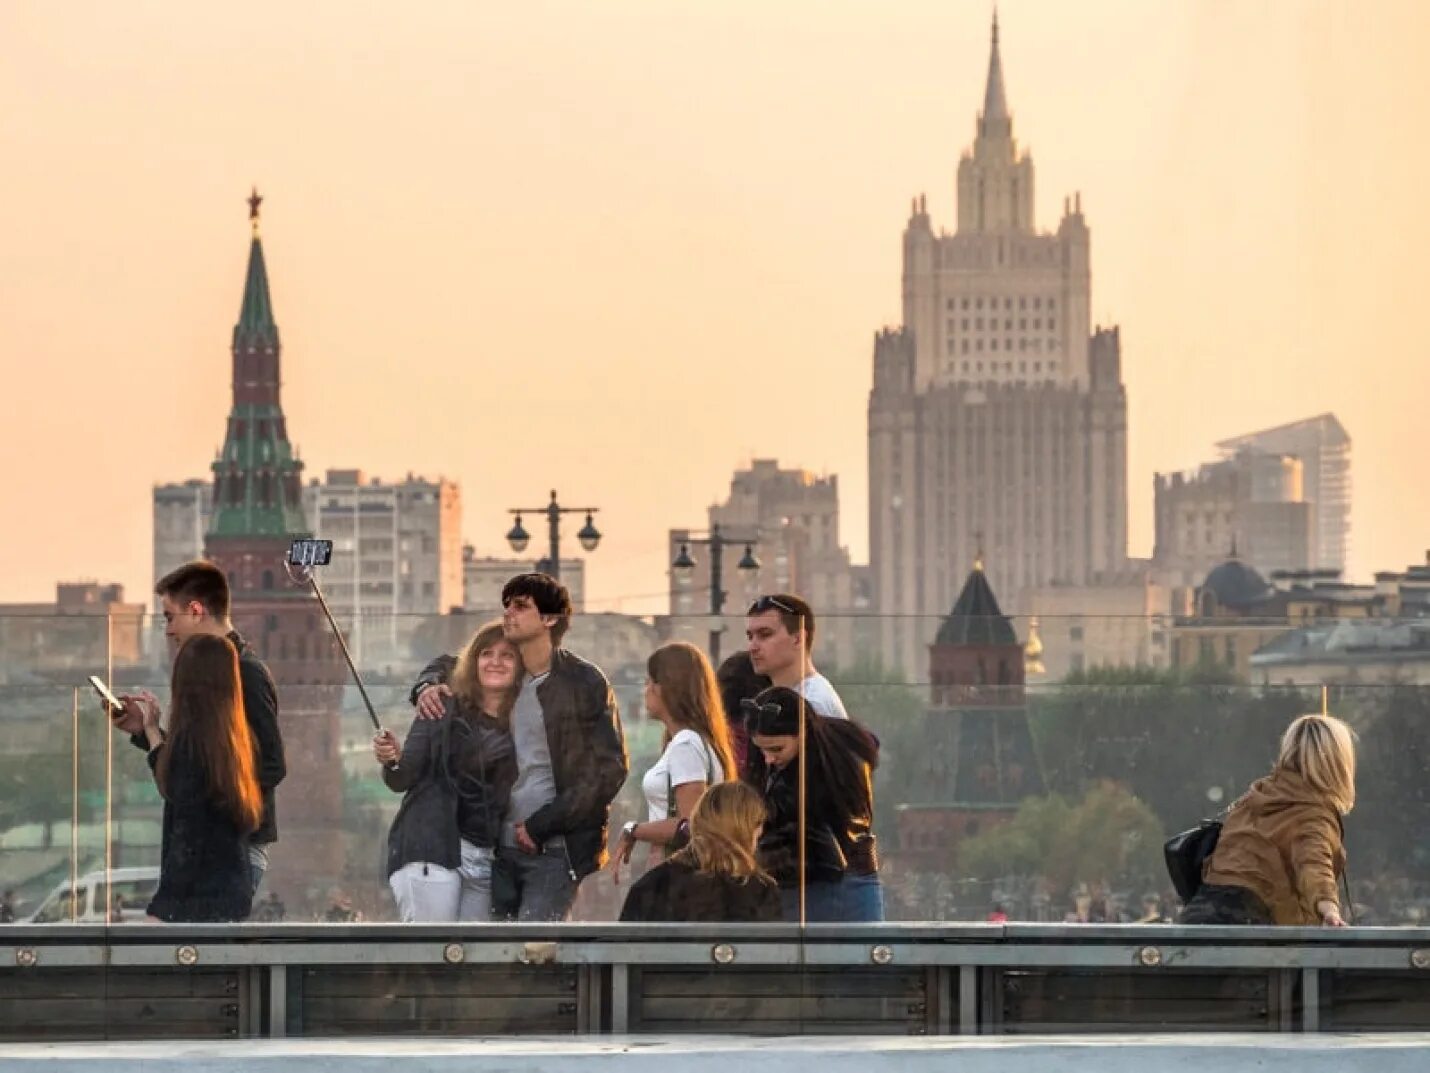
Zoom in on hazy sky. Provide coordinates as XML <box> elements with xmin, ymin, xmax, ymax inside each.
<box><xmin>2</xmin><ymin>1</ymin><xmax>1427</xmax><ymax>614</ymax></box>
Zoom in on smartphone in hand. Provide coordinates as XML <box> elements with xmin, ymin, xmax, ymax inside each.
<box><xmin>88</xmin><ymin>675</ymin><xmax>125</xmax><ymax>717</ymax></box>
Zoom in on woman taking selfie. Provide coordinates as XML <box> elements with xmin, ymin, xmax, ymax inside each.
<box><xmin>1181</xmin><ymin>713</ymin><xmax>1356</xmax><ymax>927</ymax></box>
<box><xmin>134</xmin><ymin>634</ymin><xmax>262</xmax><ymax>923</ymax></box>
<box><xmin>374</xmin><ymin>620</ymin><xmax>520</xmax><ymax>922</ymax></box>
<box><xmin>609</xmin><ymin>642</ymin><xmax>735</xmax><ymax>883</ymax></box>
<box><xmin>742</xmin><ymin>686</ymin><xmax>883</xmax><ymax>922</ymax></box>
<box><xmin>619</xmin><ymin>781</ymin><xmax>781</xmax><ymax>922</ymax></box>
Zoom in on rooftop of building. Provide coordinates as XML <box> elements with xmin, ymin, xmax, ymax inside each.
<box><xmin>1200</xmin><ymin>557</ymin><xmax>1274</xmax><ymax>610</ymax></box>
<box><xmin>0</xmin><ymin>582</ymin><xmax>144</xmax><ymax>617</ymax></box>
<box><xmin>1215</xmin><ymin>412</ymin><xmax>1350</xmax><ymax>451</ymax></box>
<box><xmin>1251</xmin><ymin>618</ymin><xmax>1430</xmax><ymax>667</ymax></box>
<box><xmin>936</xmin><ymin>562</ymin><xmax>1019</xmax><ymax>647</ymax></box>
<box><xmin>308</xmin><ymin>470</ymin><xmax>454</xmax><ymax>489</ymax></box>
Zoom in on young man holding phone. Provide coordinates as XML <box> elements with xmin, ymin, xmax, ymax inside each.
<box><xmin>109</xmin><ymin>561</ymin><xmax>286</xmax><ymax>895</ymax></box>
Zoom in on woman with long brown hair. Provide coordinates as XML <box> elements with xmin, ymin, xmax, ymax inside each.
<box><xmin>619</xmin><ymin>781</ymin><xmax>781</xmax><ymax>922</ymax></box>
<box><xmin>609</xmin><ymin>642</ymin><xmax>736</xmax><ymax>883</ymax></box>
<box><xmin>374</xmin><ymin>619</ymin><xmax>520</xmax><ymax>921</ymax></box>
<box><xmin>132</xmin><ymin>634</ymin><xmax>262</xmax><ymax>923</ymax></box>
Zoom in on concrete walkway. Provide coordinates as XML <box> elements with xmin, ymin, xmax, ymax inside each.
<box><xmin>3</xmin><ymin>1035</ymin><xmax>1429</xmax><ymax>1072</ymax></box>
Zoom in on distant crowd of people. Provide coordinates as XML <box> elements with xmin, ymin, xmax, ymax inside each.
<box><xmin>95</xmin><ymin>559</ymin><xmax>1358</xmax><ymax>930</ymax></box>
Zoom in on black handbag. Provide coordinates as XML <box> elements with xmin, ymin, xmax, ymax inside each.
<box><xmin>1164</xmin><ymin>816</ymin><xmax>1223</xmax><ymax>902</ymax></box>
<box><xmin>1165</xmin><ymin>805</ymin><xmax>1359</xmax><ymax>921</ymax></box>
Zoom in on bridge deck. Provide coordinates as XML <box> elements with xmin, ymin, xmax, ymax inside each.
<box><xmin>3</xmin><ymin>923</ymin><xmax>1429</xmax><ymax>1039</ymax></box>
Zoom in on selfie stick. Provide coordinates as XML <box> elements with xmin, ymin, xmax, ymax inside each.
<box><xmin>283</xmin><ymin>552</ymin><xmax>395</xmax><ymax>774</ymax></box>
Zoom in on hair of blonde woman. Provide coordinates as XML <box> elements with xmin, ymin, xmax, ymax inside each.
<box><xmin>647</xmin><ymin>641</ymin><xmax>736</xmax><ymax>781</ymax></box>
<box><xmin>672</xmin><ymin>781</ymin><xmax>768</xmax><ymax>879</ymax></box>
<box><xmin>449</xmin><ymin>619</ymin><xmax>523</xmax><ymax>725</ymax></box>
<box><xmin>1276</xmin><ymin>713</ymin><xmax>1357</xmax><ymax>815</ymax></box>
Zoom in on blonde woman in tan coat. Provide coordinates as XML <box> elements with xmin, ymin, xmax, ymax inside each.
<box><xmin>1181</xmin><ymin>714</ymin><xmax>1354</xmax><ymax>927</ymax></box>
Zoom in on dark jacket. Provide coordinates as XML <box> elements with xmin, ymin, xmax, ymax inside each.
<box><xmin>749</xmin><ymin>759</ymin><xmax>849</xmax><ymax>887</ymax></box>
<box><xmin>133</xmin><ymin>630</ymin><xmax>286</xmax><ymax>845</ymax></box>
<box><xmin>743</xmin><ymin>716</ymin><xmax>880</xmax><ymax>888</ymax></box>
<box><xmin>619</xmin><ymin>858</ymin><xmax>783</xmax><ymax>923</ymax></box>
<box><xmin>146</xmin><ymin>740</ymin><xmax>253</xmax><ymax>923</ymax></box>
<box><xmin>382</xmin><ymin>699</ymin><xmax>517</xmax><ymax>878</ymax></box>
<box><xmin>1201</xmin><ymin>767</ymin><xmax>1346</xmax><ymax>925</ymax></box>
<box><xmin>412</xmin><ymin>646</ymin><xmax>627</xmax><ymax>877</ymax></box>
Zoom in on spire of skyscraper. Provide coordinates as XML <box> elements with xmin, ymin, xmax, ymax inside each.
<box><xmin>958</xmin><ymin>9</ymin><xmax>1030</xmax><ymax>231</ymax></box>
<box><xmin>982</xmin><ymin>10</ymin><xmax>1009</xmax><ymax>129</ymax></box>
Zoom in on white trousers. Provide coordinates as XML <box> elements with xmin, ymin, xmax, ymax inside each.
<box><xmin>388</xmin><ymin>840</ymin><xmax>494</xmax><ymax>923</ymax></box>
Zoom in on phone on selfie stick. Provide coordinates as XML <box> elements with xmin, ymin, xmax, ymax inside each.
<box><xmin>286</xmin><ymin>538</ymin><xmax>398</xmax><ymax>770</ymax></box>
<box><xmin>89</xmin><ymin>675</ymin><xmax>125</xmax><ymax>718</ymax></box>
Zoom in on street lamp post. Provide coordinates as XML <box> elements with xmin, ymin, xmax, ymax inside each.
<box><xmin>672</xmin><ymin>523</ymin><xmax>760</xmax><ymax>663</ymax></box>
<box><xmin>506</xmin><ymin>490</ymin><xmax>602</xmax><ymax>582</ymax></box>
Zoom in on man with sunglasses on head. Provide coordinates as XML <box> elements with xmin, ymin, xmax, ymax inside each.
<box><xmin>744</xmin><ymin>593</ymin><xmax>848</xmax><ymax>720</ymax></box>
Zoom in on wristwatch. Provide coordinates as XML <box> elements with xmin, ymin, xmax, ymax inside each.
<box><xmin>621</xmin><ymin>820</ymin><xmax>639</xmax><ymax>842</ymax></box>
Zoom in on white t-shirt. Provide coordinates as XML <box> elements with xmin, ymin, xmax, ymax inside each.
<box><xmin>641</xmin><ymin>728</ymin><xmax>724</xmax><ymax>822</ymax></box>
<box><xmin>798</xmin><ymin>672</ymin><xmax>849</xmax><ymax>720</ymax></box>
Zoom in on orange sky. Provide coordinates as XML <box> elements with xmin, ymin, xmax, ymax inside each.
<box><xmin>2</xmin><ymin>1</ymin><xmax>1427</xmax><ymax>614</ymax></box>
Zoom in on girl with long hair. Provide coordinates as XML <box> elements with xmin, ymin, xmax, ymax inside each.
<box><xmin>619</xmin><ymin>781</ymin><xmax>781</xmax><ymax>922</ymax></box>
<box><xmin>609</xmin><ymin>642</ymin><xmax>736</xmax><ymax>883</ymax></box>
<box><xmin>374</xmin><ymin>620</ymin><xmax>520</xmax><ymax>921</ymax></box>
<box><xmin>1181</xmin><ymin>713</ymin><xmax>1356</xmax><ymax>926</ymax></box>
<box><xmin>742</xmin><ymin>685</ymin><xmax>884</xmax><ymax>923</ymax></box>
<box><xmin>135</xmin><ymin>634</ymin><xmax>262</xmax><ymax>923</ymax></box>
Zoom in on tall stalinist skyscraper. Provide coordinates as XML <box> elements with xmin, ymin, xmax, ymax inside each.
<box><xmin>868</xmin><ymin>16</ymin><xmax>1128</xmax><ymax>676</ymax></box>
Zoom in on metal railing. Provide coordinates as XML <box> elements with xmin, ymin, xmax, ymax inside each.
<box><xmin>4</xmin><ymin>923</ymin><xmax>1430</xmax><ymax>1039</ymax></box>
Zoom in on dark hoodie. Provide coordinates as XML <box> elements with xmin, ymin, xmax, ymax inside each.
<box><xmin>1201</xmin><ymin>767</ymin><xmax>1346</xmax><ymax>925</ymax></box>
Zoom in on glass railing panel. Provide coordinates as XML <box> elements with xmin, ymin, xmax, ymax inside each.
<box><xmin>11</xmin><ymin>608</ymin><xmax>1429</xmax><ymax>941</ymax></box>
<box><xmin>0</xmin><ymin>611</ymin><xmax>116</xmax><ymax>929</ymax></box>
<box><xmin>0</xmin><ymin>683</ymin><xmax>91</xmax><ymax>927</ymax></box>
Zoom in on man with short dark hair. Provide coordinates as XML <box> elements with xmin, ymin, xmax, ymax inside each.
<box><xmin>411</xmin><ymin>572</ymin><xmax>627</xmax><ymax>922</ymax></box>
<box><xmin>110</xmin><ymin>560</ymin><xmax>286</xmax><ymax>895</ymax></box>
<box><xmin>744</xmin><ymin>593</ymin><xmax>848</xmax><ymax>719</ymax></box>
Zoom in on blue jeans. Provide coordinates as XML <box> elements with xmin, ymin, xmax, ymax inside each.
<box><xmin>779</xmin><ymin>880</ymin><xmax>843</xmax><ymax>923</ymax></box>
<box><xmin>248</xmin><ymin>844</ymin><xmax>270</xmax><ymax>896</ymax></box>
<box><xmin>834</xmin><ymin>872</ymin><xmax>886</xmax><ymax>922</ymax></box>
<box><xmin>780</xmin><ymin>874</ymin><xmax>885</xmax><ymax>923</ymax></box>
<box><xmin>497</xmin><ymin>837</ymin><xmax>578</xmax><ymax>923</ymax></box>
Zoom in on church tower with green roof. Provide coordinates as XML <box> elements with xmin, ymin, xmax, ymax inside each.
<box><xmin>208</xmin><ymin>188</ymin><xmax>309</xmax><ymax>540</ymax></box>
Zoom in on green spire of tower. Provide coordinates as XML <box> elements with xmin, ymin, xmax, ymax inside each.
<box><xmin>208</xmin><ymin>189</ymin><xmax>309</xmax><ymax>539</ymax></box>
<box><xmin>235</xmin><ymin>188</ymin><xmax>279</xmax><ymax>349</ymax></box>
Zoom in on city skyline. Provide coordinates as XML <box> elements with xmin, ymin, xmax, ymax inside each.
<box><xmin>2</xmin><ymin>2</ymin><xmax>1428</xmax><ymax>613</ymax></box>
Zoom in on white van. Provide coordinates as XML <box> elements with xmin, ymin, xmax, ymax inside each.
<box><xmin>24</xmin><ymin>867</ymin><xmax>161</xmax><ymax>924</ymax></box>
